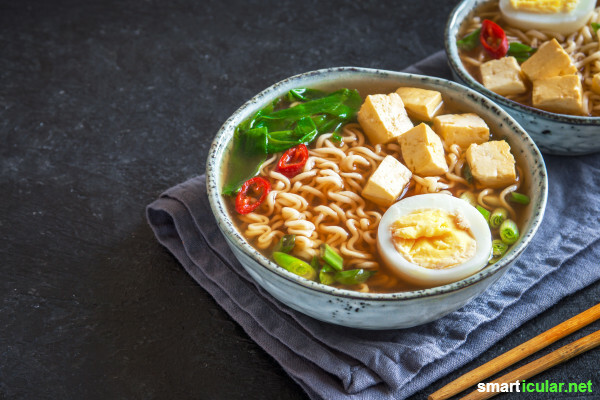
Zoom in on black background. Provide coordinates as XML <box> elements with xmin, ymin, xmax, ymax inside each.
<box><xmin>1</xmin><ymin>0</ymin><xmax>598</xmax><ymax>399</ymax></box>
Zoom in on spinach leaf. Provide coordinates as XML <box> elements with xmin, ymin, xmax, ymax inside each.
<box><xmin>222</xmin><ymin>88</ymin><xmax>362</xmax><ymax>194</ymax></box>
<box><xmin>507</xmin><ymin>42</ymin><xmax>536</xmax><ymax>63</ymax></box>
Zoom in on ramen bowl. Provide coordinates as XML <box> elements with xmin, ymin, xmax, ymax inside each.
<box><xmin>445</xmin><ymin>0</ymin><xmax>600</xmax><ymax>156</ymax></box>
<box><xmin>206</xmin><ymin>67</ymin><xmax>547</xmax><ymax>330</ymax></box>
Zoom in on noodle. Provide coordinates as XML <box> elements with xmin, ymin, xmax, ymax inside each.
<box><xmin>237</xmin><ymin>121</ymin><xmax>522</xmax><ymax>292</ymax></box>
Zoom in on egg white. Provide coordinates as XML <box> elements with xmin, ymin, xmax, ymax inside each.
<box><xmin>499</xmin><ymin>0</ymin><xmax>596</xmax><ymax>35</ymax></box>
<box><xmin>377</xmin><ymin>193</ymin><xmax>492</xmax><ymax>287</ymax></box>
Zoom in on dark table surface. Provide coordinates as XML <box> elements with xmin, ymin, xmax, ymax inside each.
<box><xmin>2</xmin><ymin>0</ymin><xmax>599</xmax><ymax>399</ymax></box>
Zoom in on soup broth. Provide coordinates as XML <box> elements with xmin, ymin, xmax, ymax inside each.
<box><xmin>223</xmin><ymin>85</ymin><xmax>529</xmax><ymax>293</ymax></box>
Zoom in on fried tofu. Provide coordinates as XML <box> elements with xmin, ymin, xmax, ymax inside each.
<box><xmin>395</xmin><ymin>87</ymin><xmax>443</xmax><ymax>121</ymax></box>
<box><xmin>466</xmin><ymin>140</ymin><xmax>517</xmax><ymax>189</ymax></box>
<box><xmin>357</xmin><ymin>93</ymin><xmax>414</xmax><ymax>145</ymax></box>
<box><xmin>521</xmin><ymin>38</ymin><xmax>577</xmax><ymax>82</ymax></box>
<box><xmin>480</xmin><ymin>56</ymin><xmax>527</xmax><ymax>96</ymax></box>
<box><xmin>433</xmin><ymin>113</ymin><xmax>490</xmax><ymax>149</ymax></box>
<box><xmin>399</xmin><ymin>123</ymin><xmax>448</xmax><ymax>176</ymax></box>
<box><xmin>532</xmin><ymin>75</ymin><xmax>584</xmax><ymax>115</ymax></box>
<box><xmin>361</xmin><ymin>155</ymin><xmax>412</xmax><ymax>207</ymax></box>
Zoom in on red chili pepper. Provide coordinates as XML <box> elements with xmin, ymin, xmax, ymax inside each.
<box><xmin>480</xmin><ymin>19</ymin><xmax>508</xmax><ymax>59</ymax></box>
<box><xmin>276</xmin><ymin>144</ymin><xmax>309</xmax><ymax>178</ymax></box>
<box><xmin>235</xmin><ymin>176</ymin><xmax>271</xmax><ymax>215</ymax></box>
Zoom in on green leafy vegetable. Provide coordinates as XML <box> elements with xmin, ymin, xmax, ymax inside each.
<box><xmin>457</xmin><ymin>28</ymin><xmax>481</xmax><ymax>51</ymax></box>
<box><xmin>287</xmin><ymin>88</ymin><xmax>327</xmax><ymax>102</ymax></box>
<box><xmin>222</xmin><ymin>88</ymin><xmax>362</xmax><ymax>195</ymax></box>
<box><xmin>273</xmin><ymin>234</ymin><xmax>296</xmax><ymax>253</ymax></box>
<box><xmin>273</xmin><ymin>252</ymin><xmax>316</xmax><ymax>280</ymax></box>
<box><xmin>507</xmin><ymin>42</ymin><xmax>537</xmax><ymax>63</ymax></box>
<box><xmin>592</xmin><ymin>22</ymin><xmax>600</xmax><ymax>33</ymax></box>
<box><xmin>334</xmin><ymin>269</ymin><xmax>374</xmax><ymax>285</ymax></box>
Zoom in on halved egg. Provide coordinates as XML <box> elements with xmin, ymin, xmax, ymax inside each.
<box><xmin>499</xmin><ymin>0</ymin><xmax>596</xmax><ymax>35</ymax></box>
<box><xmin>377</xmin><ymin>193</ymin><xmax>492</xmax><ymax>287</ymax></box>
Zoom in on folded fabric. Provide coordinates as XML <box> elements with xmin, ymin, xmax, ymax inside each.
<box><xmin>146</xmin><ymin>51</ymin><xmax>600</xmax><ymax>399</ymax></box>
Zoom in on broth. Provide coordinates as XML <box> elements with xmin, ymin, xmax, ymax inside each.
<box><xmin>223</xmin><ymin>86</ymin><xmax>529</xmax><ymax>293</ymax></box>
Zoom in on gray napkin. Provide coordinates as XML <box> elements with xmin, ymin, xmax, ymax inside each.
<box><xmin>146</xmin><ymin>51</ymin><xmax>600</xmax><ymax>399</ymax></box>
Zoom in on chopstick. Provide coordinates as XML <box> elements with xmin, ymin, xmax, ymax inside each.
<box><xmin>428</xmin><ymin>303</ymin><xmax>600</xmax><ymax>400</ymax></box>
<box><xmin>460</xmin><ymin>329</ymin><xmax>600</xmax><ymax>400</ymax></box>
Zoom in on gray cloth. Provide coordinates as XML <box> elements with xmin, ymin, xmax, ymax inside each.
<box><xmin>146</xmin><ymin>51</ymin><xmax>600</xmax><ymax>399</ymax></box>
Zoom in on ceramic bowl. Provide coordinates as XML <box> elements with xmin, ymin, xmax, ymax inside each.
<box><xmin>206</xmin><ymin>67</ymin><xmax>548</xmax><ymax>330</ymax></box>
<box><xmin>445</xmin><ymin>0</ymin><xmax>600</xmax><ymax>156</ymax></box>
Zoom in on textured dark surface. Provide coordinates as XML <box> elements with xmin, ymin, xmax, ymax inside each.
<box><xmin>1</xmin><ymin>0</ymin><xmax>598</xmax><ymax>399</ymax></box>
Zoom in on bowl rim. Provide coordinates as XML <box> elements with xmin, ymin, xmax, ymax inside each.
<box><xmin>445</xmin><ymin>0</ymin><xmax>600</xmax><ymax>125</ymax></box>
<box><xmin>206</xmin><ymin>66</ymin><xmax>548</xmax><ymax>301</ymax></box>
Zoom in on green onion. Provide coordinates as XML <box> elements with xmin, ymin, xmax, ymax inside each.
<box><xmin>489</xmin><ymin>208</ymin><xmax>508</xmax><ymax>229</ymax></box>
<box><xmin>273</xmin><ymin>252</ymin><xmax>316</xmax><ymax>280</ymax></box>
<box><xmin>457</xmin><ymin>28</ymin><xmax>481</xmax><ymax>51</ymax></box>
<box><xmin>592</xmin><ymin>22</ymin><xmax>600</xmax><ymax>33</ymax></box>
<box><xmin>462</xmin><ymin>163</ymin><xmax>473</xmax><ymax>184</ymax></box>
<box><xmin>314</xmin><ymin>258</ymin><xmax>335</xmax><ymax>285</ymax></box>
<box><xmin>499</xmin><ymin>219</ymin><xmax>519</xmax><ymax>245</ymax></box>
<box><xmin>460</xmin><ymin>192</ymin><xmax>478</xmax><ymax>208</ymax></box>
<box><xmin>320</xmin><ymin>244</ymin><xmax>344</xmax><ymax>271</ymax></box>
<box><xmin>476</xmin><ymin>205</ymin><xmax>491</xmax><ymax>222</ymax></box>
<box><xmin>492</xmin><ymin>239</ymin><xmax>509</xmax><ymax>258</ymax></box>
<box><xmin>334</xmin><ymin>269</ymin><xmax>374</xmax><ymax>285</ymax></box>
<box><xmin>510</xmin><ymin>192</ymin><xmax>530</xmax><ymax>205</ymax></box>
<box><xmin>273</xmin><ymin>234</ymin><xmax>296</xmax><ymax>253</ymax></box>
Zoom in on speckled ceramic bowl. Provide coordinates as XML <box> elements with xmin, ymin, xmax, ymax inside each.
<box><xmin>446</xmin><ymin>0</ymin><xmax>600</xmax><ymax>155</ymax></box>
<box><xmin>206</xmin><ymin>67</ymin><xmax>548</xmax><ymax>330</ymax></box>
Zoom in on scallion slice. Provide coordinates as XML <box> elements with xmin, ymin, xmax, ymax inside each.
<box><xmin>510</xmin><ymin>192</ymin><xmax>530</xmax><ymax>205</ymax></box>
<box><xmin>500</xmin><ymin>219</ymin><xmax>519</xmax><ymax>245</ymax></box>
<box><xmin>320</xmin><ymin>244</ymin><xmax>344</xmax><ymax>271</ymax></box>
<box><xmin>490</xmin><ymin>208</ymin><xmax>508</xmax><ymax>229</ymax></box>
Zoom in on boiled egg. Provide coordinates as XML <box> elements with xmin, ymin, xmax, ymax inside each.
<box><xmin>499</xmin><ymin>0</ymin><xmax>596</xmax><ymax>35</ymax></box>
<box><xmin>377</xmin><ymin>193</ymin><xmax>492</xmax><ymax>287</ymax></box>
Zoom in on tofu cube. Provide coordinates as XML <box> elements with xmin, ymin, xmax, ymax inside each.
<box><xmin>433</xmin><ymin>113</ymin><xmax>490</xmax><ymax>149</ymax></box>
<box><xmin>357</xmin><ymin>93</ymin><xmax>414</xmax><ymax>145</ymax></box>
<box><xmin>466</xmin><ymin>141</ymin><xmax>516</xmax><ymax>189</ymax></box>
<box><xmin>591</xmin><ymin>72</ymin><xmax>600</xmax><ymax>95</ymax></box>
<box><xmin>361</xmin><ymin>155</ymin><xmax>412</xmax><ymax>207</ymax></box>
<box><xmin>395</xmin><ymin>87</ymin><xmax>443</xmax><ymax>121</ymax></box>
<box><xmin>480</xmin><ymin>56</ymin><xmax>527</xmax><ymax>96</ymax></box>
<box><xmin>521</xmin><ymin>38</ymin><xmax>577</xmax><ymax>81</ymax></box>
<box><xmin>532</xmin><ymin>75</ymin><xmax>584</xmax><ymax>115</ymax></box>
<box><xmin>399</xmin><ymin>123</ymin><xmax>448</xmax><ymax>176</ymax></box>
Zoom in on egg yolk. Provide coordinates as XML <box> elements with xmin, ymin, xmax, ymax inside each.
<box><xmin>509</xmin><ymin>0</ymin><xmax>577</xmax><ymax>13</ymax></box>
<box><xmin>390</xmin><ymin>209</ymin><xmax>477</xmax><ymax>270</ymax></box>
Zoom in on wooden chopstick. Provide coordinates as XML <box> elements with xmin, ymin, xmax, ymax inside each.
<box><xmin>460</xmin><ymin>329</ymin><xmax>600</xmax><ymax>400</ymax></box>
<box><xmin>428</xmin><ymin>303</ymin><xmax>600</xmax><ymax>400</ymax></box>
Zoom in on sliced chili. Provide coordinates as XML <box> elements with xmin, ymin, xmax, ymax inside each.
<box><xmin>480</xmin><ymin>19</ymin><xmax>508</xmax><ymax>59</ymax></box>
<box><xmin>235</xmin><ymin>176</ymin><xmax>271</xmax><ymax>214</ymax></box>
<box><xmin>276</xmin><ymin>144</ymin><xmax>309</xmax><ymax>178</ymax></box>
